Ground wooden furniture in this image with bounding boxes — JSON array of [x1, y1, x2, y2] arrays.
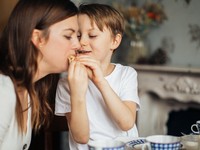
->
[[44, 114, 68, 150], [29, 105, 69, 150]]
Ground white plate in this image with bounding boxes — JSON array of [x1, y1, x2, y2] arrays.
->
[[114, 136, 137, 143]]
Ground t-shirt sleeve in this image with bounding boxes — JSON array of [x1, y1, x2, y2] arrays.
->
[[0, 76, 16, 146], [120, 67, 140, 110], [54, 77, 71, 116]]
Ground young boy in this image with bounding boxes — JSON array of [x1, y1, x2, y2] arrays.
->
[[55, 3, 140, 150]]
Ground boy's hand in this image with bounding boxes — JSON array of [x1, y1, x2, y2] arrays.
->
[[76, 56, 105, 85], [67, 60, 88, 98]]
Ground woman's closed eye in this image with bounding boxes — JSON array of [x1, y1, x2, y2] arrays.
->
[[64, 35, 72, 40]]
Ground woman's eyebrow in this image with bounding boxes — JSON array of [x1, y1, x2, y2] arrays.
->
[[64, 28, 76, 32]]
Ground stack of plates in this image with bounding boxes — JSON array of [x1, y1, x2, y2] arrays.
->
[[126, 138, 146, 150], [114, 137, 146, 150]]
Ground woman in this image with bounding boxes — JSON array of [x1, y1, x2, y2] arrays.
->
[[0, 0, 80, 149]]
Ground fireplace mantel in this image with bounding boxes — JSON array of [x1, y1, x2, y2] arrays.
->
[[130, 64, 200, 136], [132, 65, 200, 103]]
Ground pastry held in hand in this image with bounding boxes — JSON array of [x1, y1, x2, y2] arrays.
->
[[68, 55, 75, 63]]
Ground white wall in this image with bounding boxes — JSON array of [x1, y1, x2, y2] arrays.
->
[[147, 0, 200, 68]]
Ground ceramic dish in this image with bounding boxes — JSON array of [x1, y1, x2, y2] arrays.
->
[[126, 138, 146, 150], [88, 140, 125, 150]]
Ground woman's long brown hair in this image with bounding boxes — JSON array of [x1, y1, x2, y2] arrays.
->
[[0, 0, 78, 133]]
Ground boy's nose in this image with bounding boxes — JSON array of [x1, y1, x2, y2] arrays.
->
[[80, 37, 88, 46]]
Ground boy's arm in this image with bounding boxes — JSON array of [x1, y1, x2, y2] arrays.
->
[[96, 79, 137, 131], [66, 61, 89, 144], [66, 98, 89, 144], [77, 56, 137, 131]]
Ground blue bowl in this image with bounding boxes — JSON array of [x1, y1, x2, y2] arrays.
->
[[146, 135, 181, 150]]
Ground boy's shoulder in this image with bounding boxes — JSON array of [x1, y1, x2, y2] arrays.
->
[[114, 63, 137, 73]]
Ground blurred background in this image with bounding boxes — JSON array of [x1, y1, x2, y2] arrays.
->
[[1, 0, 200, 150]]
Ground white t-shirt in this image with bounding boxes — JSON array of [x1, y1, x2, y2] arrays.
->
[[55, 64, 140, 150], [0, 74, 32, 150]]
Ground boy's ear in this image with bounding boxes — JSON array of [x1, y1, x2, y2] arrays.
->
[[31, 29, 45, 48], [111, 33, 122, 51]]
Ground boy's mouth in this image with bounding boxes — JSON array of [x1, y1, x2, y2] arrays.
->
[[76, 50, 91, 54]]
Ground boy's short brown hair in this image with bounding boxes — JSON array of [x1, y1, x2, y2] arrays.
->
[[78, 3, 125, 37]]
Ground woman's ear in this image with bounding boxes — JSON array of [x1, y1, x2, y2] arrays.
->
[[110, 33, 122, 51], [31, 29, 45, 48]]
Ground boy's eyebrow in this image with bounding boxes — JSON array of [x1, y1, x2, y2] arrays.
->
[[88, 27, 99, 32]]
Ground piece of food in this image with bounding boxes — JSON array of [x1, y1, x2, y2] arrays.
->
[[68, 55, 75, 63]]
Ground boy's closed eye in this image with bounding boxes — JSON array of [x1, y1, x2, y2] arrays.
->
[[89, 35, 97, 38]]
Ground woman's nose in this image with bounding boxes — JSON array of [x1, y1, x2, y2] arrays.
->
[[73, 39, 81, 50]]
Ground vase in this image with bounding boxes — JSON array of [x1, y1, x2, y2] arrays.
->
[[126, 38, 147, 64]]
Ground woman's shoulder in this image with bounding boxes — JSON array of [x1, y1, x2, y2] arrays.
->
[[0, 74, 16, 104], [0, 74, 15, 88]]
